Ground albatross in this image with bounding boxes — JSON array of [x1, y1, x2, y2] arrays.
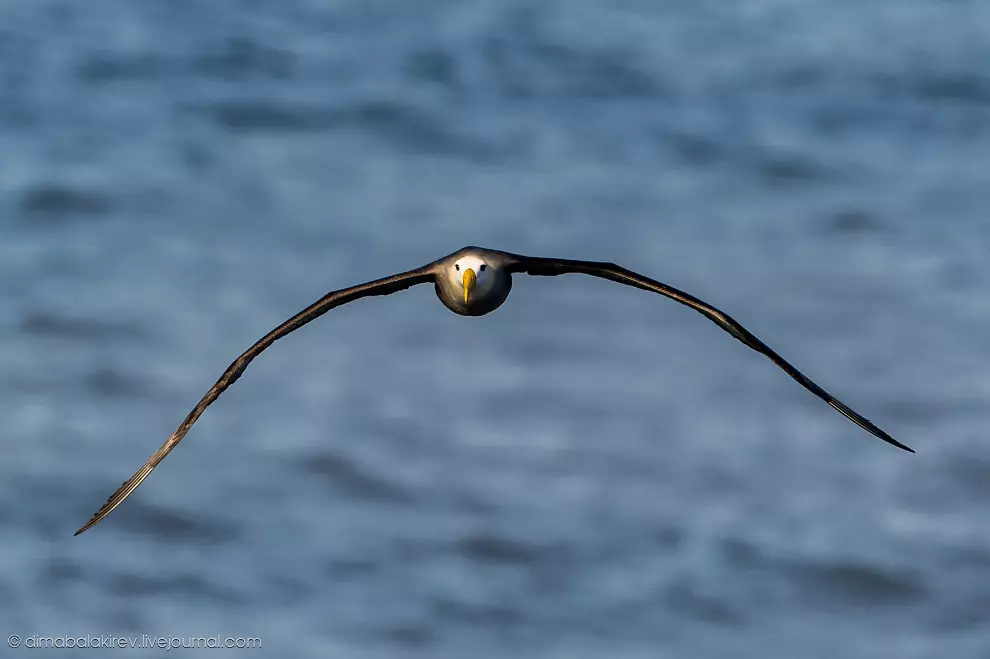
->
[[74, 246, 913, 535]]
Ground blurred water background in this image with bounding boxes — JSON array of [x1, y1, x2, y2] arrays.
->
[[2, 0, 990, 657]]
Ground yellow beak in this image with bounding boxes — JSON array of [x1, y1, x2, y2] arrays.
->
[[462, 267, 476, 304]]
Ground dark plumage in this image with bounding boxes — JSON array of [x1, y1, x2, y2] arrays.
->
[[74, 246, 912, 536]]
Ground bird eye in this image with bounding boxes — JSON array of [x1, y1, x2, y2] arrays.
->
[[480, 264, 486, 272], [455, 264, 460, 271]]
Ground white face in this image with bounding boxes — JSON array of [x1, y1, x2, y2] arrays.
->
[[452, 255, 493, 292]]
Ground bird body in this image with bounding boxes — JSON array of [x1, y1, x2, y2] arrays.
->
[[74, 245, 913, 536], [434, 247, 514, 316]]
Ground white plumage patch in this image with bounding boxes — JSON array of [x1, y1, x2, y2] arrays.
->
[[451, 256, 494, 295]]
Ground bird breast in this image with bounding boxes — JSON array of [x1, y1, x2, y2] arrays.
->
[[435, 272, 512, 316]]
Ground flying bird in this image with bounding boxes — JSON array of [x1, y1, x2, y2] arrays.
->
[[74, 246, 912, 536]]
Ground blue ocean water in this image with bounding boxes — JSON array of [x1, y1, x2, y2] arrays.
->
[[2, 0, 990, 656]]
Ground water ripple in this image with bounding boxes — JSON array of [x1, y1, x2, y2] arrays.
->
[[297, 452, 415, 504]]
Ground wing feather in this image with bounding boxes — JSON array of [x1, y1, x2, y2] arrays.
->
[[506, 254, 912, 453], [74, 265, 436, 536]]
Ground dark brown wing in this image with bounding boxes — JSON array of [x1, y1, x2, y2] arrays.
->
[[505, 254, 913, 453], [74, 265, 437, 536]]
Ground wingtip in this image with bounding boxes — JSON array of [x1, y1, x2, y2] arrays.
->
[[887, 436, 915, 453], [884, 433, 914, 453], [73, 516, 99, 536]]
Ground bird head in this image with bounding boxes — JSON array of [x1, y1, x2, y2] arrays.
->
[[452, 256, 492, 304]]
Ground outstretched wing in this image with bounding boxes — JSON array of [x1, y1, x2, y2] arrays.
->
[[74, 265, 437, 536], [506, 254, 912, 453]]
